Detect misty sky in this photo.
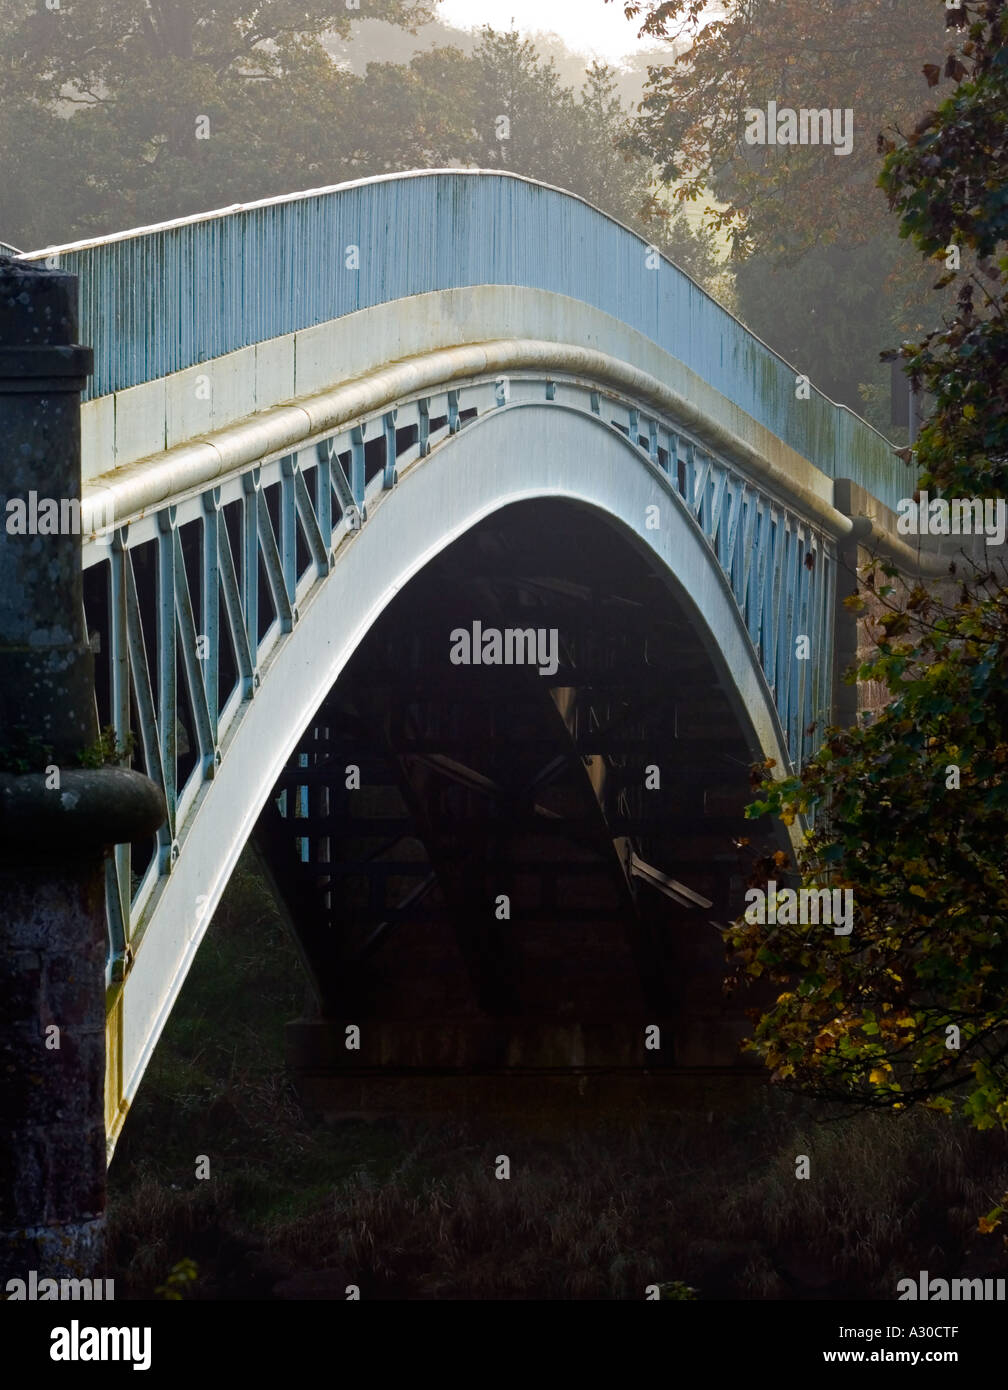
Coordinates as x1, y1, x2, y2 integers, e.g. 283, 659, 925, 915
437, 0, 660, 60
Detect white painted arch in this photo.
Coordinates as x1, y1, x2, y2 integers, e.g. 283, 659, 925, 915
106, 400, 789, 1153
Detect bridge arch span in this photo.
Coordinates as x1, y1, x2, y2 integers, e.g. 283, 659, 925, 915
0, 168, 939, 1260
25, 169, 911, 1148
104, 390, 796, 1147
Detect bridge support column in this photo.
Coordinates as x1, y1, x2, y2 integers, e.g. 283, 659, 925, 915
0, 258, 164, 1281
833, 479, 964, 729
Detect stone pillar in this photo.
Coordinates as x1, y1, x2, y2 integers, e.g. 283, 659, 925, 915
0, 257, 165, 1279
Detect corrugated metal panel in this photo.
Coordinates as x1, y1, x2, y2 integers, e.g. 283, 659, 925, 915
21, 170, 904, 508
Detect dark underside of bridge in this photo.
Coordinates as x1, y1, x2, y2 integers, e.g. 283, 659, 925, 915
256, 500, 781, 1118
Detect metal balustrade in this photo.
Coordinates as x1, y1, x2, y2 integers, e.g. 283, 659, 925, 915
82, 368, 833, 990
20, 169, 906, 510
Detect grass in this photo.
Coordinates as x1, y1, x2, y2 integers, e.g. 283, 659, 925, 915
106, 851, 1008, 1300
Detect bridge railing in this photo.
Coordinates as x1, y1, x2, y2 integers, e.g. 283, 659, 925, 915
81, 359, 833, 1000
21, 170, 908, 512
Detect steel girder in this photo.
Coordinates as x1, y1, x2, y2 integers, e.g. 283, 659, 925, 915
83, 369, 825, 1151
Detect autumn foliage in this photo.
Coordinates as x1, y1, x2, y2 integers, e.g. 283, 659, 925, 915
721, 1, 1008, 1137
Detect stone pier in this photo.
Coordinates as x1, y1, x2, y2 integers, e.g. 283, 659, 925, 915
0, 257, 164, 1280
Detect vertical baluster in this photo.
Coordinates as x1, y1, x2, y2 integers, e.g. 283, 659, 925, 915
242, 469, 260, 678
747, 502, 767, 647
280, 456, 298, 609
383, 410, 398, 489
763, 510, 784, 693
738, 493, 759, 617
157, 508, 178, 870
350, 424, 367, 515
314, 443, 333, 552
108, 533, 131, 956
774, 521, 795, 739
648, 418, 659, 465
764, 518, 782, 694
202, 490, 221, 750
788, 520, 806, 759
724, 481, 745, 595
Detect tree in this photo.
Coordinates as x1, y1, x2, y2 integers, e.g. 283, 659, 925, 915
464, 30, 718, 286
727, 2, 1008, 1137
467, 27, 578, 184
613, 0, 968, 422
619, 0, 941, 254
0, 0, 434, 244
1, 7, 718, 288
879, 3, 1008, 499
731, 238, 910, 422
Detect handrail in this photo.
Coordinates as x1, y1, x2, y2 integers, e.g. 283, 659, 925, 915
81, 337, 948, 576
17, 169, 904, 509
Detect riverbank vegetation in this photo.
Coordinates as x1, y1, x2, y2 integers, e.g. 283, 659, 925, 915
106, 856, 1008, 1300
